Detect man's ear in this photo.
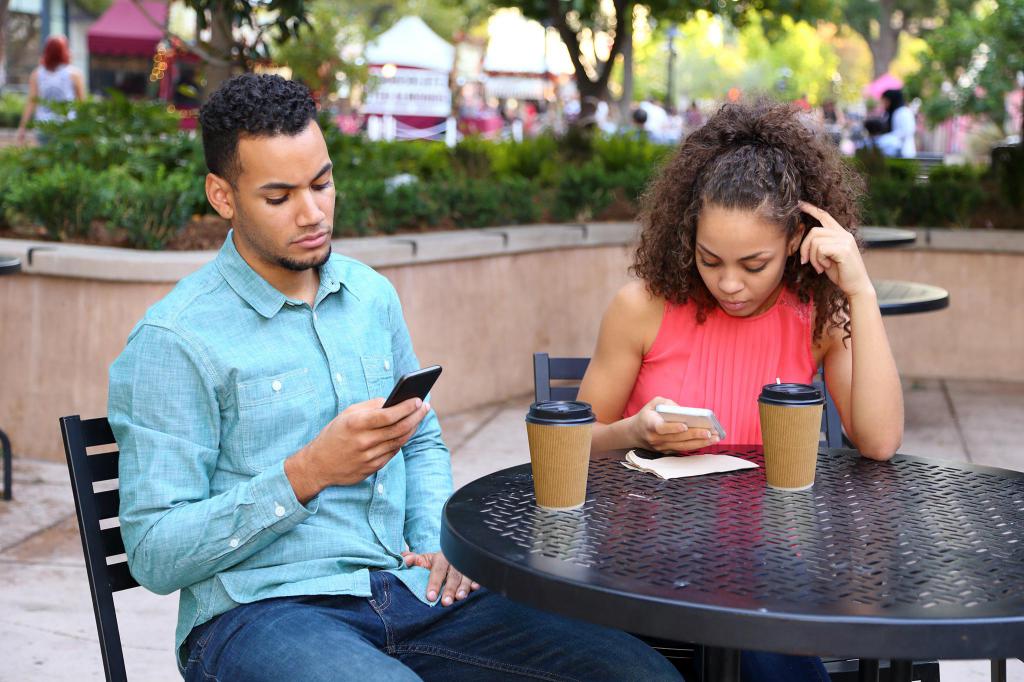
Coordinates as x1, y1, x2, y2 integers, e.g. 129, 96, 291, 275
205, 173, 235, 221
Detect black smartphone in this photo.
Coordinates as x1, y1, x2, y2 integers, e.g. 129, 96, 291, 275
382, 365, 442, 408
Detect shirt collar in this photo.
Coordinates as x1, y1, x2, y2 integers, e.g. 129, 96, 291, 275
215, 231, 343, 318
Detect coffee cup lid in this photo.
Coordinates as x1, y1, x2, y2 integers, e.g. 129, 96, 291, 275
526, 400, 596, 425
759, 383, 824, 406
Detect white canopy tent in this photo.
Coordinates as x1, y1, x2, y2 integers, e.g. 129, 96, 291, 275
365, 16, 455, 72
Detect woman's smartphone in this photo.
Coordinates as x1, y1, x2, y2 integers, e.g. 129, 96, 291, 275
654, 404, 726, 440
382, 365, 442, 408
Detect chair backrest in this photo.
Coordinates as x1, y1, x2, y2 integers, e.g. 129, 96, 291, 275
532, 353, 844, 449
60, 415, 136, 682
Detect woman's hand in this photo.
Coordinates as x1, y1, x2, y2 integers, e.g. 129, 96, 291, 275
630, 396, 720, 453
798, 201, 874, 300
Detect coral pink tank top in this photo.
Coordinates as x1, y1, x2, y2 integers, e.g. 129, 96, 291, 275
623, 288, 817, 445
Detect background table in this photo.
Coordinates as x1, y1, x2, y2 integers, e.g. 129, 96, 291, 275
442, 447, 1024, 681
0, 257, 20, 276
861, 227, 917, 248
874, 279, 950, 315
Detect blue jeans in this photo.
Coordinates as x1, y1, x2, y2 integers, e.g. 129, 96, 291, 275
181, 570, 827, 681
181, 571, 681, 681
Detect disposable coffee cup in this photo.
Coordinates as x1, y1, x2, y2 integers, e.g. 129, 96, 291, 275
525, 401, 595, 510
758, 383, 824, 491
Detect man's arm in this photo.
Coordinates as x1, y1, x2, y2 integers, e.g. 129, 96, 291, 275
386, 286, 452, 554
111, 324, 316, 595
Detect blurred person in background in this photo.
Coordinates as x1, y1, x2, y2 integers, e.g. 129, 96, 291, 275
876, 88, 916, 158
16, 35, 85, 145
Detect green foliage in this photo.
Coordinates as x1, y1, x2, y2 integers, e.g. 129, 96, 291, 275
6, 164, 108, 240
0, 92, 27, 129
105, 168, 204, 249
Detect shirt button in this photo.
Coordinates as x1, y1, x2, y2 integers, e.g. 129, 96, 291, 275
335, 372, 343, 383
383, 359, 390, 371
272, 380, 282, 392
377, 483, 385, 494
274, 504, 286, 517
229, 538, 240, 548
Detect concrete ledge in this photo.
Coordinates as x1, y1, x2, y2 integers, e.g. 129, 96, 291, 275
0, 222, 638, 283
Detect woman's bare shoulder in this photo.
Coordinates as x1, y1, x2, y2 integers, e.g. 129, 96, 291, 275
605, 280, 665, 353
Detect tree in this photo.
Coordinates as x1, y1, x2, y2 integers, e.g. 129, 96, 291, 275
908, 0, 1024, 140
495, 0, 830, 124
840, 0, 973, 78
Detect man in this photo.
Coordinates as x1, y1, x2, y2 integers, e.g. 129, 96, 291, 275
109, 74, 680, 681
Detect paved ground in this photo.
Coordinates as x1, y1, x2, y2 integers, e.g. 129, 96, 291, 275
1, 377, 1022, 681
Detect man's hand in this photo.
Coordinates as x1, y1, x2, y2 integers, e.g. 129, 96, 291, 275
285, 397, 430, 503
401, 550, 480, 606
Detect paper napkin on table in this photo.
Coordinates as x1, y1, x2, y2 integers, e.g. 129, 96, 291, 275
622, 449, 759, 480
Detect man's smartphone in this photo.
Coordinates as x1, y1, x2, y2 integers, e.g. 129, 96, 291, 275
654, 404, 726, 440
382, 365, 442, 408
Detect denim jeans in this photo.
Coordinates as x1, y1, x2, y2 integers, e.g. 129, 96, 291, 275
181, 571, 681, 681
181, 571, 828, 681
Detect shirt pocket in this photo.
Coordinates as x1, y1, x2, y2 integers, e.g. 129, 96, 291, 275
236, 367, 319, 472
361, 354, 394, 400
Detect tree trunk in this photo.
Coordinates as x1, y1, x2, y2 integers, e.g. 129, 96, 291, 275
203, 1, 235, 101
617, 4, 634, 123
0, 0, 9, 89
869, 0, 900, 79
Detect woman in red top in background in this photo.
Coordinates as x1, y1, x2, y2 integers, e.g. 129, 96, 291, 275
580, 98, 902, 458
578, 98, 904, 681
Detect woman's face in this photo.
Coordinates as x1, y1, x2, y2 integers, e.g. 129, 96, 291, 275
694, 204, 801, 317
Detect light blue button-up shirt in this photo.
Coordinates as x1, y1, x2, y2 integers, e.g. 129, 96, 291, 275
108, 233, 452, 668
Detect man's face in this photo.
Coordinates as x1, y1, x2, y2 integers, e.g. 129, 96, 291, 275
214, 121, 336, 275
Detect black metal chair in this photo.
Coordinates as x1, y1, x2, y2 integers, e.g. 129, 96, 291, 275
60, 415, 137, 682
531, 353, 942, 682
2, 428, 11, 501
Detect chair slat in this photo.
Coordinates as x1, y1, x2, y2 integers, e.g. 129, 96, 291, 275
101, 526, 126, 558
80, 417, 116, 449
550, 386, 581, 401
106, 560, 139, 592
87, 451, 120, 483
548, 358, 590, 380
94, 489, 120, 521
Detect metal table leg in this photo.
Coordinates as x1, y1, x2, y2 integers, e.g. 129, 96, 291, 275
857, 659, 880, 682
991, 659, 1007, 682
890, 659, 913, 682
704, 647, 741, 682
1, 428, 11, 501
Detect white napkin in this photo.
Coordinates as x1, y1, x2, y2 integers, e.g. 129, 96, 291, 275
622, 449, 759, 480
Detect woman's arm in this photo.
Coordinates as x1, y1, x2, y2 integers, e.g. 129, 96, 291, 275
801, 202, 903, 460
578, 281, 720, 453
71, 67, 86, 101
16, 70, 38, 143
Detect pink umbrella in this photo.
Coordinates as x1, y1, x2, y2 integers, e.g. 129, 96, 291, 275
863, 73, 904, 101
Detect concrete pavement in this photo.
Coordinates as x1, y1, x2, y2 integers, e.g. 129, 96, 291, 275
1, 377, 1022, 681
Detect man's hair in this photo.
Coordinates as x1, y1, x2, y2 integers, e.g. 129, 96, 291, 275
199, 74, 317, 184
633, 98, 864, 342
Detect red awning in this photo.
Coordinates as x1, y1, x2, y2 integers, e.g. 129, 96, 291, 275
87, 0, 168, 57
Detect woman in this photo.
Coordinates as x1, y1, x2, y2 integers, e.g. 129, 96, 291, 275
16, 35, 85, 145
875, 88, 916, 158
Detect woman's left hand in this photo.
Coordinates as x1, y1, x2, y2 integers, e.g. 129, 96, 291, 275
797, 201, 873, 299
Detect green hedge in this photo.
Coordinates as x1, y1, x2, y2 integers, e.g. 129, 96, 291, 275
2, 95, 1020, 250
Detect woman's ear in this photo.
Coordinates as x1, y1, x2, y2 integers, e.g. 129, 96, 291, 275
788, 222, 806, 256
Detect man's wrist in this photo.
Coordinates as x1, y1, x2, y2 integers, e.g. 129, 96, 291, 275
285, 444, 327, 504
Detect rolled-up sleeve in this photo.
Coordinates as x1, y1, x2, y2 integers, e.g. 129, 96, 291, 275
109, 324, 317, 595
385, 288, 452, 554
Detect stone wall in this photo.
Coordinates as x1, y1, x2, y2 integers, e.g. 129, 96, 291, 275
1, 225, 1021, 461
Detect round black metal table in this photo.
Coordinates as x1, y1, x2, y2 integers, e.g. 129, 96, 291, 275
441, 447, 1024, 681
0, 257, 20, 276
875, 279, 949, 316
861, 227, 917, 248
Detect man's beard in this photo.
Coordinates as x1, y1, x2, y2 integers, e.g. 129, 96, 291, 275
278, 244, 332, 272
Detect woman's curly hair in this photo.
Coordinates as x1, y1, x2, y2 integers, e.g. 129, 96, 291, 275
633, 98, 864, 342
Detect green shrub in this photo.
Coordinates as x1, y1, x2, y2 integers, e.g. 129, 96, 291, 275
439, 177, 540, 227
6, 163, 107, 239
919, 164, 985, 227
551, 162, 616, 222
105, 168, 196, 249
0, 92, 27, 129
